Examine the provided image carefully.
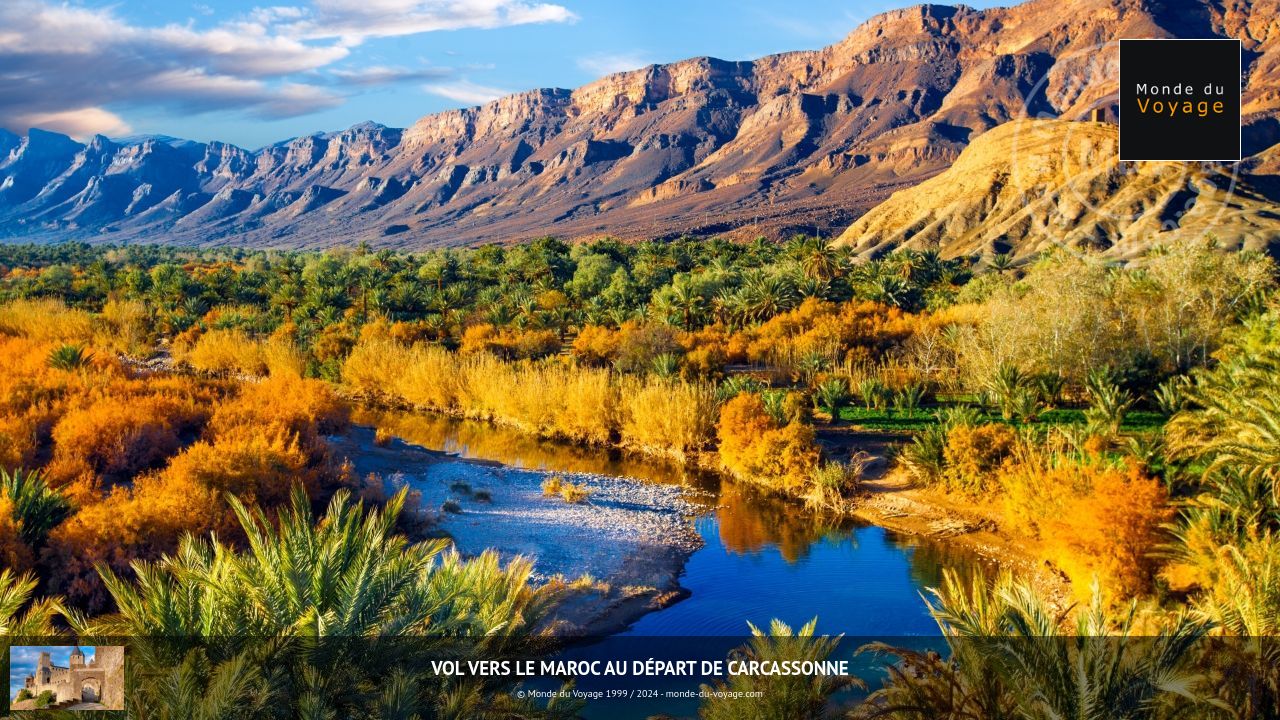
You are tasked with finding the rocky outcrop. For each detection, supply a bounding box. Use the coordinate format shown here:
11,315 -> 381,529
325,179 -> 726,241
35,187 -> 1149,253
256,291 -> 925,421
0,0 -> 1277,248
835,119 -> 1280,258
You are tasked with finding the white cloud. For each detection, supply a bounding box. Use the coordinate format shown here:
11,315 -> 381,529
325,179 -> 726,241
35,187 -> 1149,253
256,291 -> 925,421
0,0 -> 575,137
8,108 -> 133,138
576,52 -> 652,77
331,64 -> 455,86
283,0 -> 578,44
424,79 -> 510,105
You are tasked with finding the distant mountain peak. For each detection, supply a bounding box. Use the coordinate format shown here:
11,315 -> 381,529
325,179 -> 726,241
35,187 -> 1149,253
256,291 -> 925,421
1,0 -> 1277,249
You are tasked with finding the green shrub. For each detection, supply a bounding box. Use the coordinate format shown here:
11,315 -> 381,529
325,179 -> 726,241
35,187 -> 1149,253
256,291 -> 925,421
893,382 -> 927,416
47,343 -> 93,371
1084,367 -> 1135,436
858,378 -> 891,411
1,468 -> 71,547
813,377 -> 849,423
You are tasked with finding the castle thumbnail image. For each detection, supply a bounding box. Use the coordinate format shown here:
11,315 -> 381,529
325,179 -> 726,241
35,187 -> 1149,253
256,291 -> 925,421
9,646 -> 124,711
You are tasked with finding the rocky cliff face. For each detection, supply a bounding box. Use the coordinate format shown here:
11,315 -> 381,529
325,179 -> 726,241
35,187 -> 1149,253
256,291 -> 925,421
1,0 -> 1277,249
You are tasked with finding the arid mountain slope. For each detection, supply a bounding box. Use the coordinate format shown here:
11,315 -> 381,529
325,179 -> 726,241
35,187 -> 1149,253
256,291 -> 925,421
834,119 -> 1280,259
1,0 -> 1278,248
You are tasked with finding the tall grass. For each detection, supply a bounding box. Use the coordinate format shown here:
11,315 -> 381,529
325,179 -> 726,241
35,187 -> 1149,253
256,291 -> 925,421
343,335 -> 718,458
0,299 -> 94,342
0,298 -> 151,354
177,329 -> 306,378
619,377 -> 718,458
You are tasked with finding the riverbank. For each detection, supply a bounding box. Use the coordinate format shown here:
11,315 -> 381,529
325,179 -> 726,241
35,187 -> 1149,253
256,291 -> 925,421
816,424 -> 1074,611
850,473 -> 1073,612
328,425 -> 707,637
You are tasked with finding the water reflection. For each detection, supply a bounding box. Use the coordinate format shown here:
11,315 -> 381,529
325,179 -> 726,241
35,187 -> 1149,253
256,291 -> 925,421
713,481 -> 847,563
355,408 -> 869,563
353,408 -> 717,493
353,408 -> 979,578
357,408 -> 982,718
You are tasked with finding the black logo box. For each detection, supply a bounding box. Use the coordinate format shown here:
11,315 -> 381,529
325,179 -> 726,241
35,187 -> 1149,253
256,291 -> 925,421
1119,38 -> 1241,162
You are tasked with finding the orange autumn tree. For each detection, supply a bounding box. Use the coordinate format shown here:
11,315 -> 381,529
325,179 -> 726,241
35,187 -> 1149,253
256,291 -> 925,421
1000,452 -> 1174,601
1046,463 -> 1173,600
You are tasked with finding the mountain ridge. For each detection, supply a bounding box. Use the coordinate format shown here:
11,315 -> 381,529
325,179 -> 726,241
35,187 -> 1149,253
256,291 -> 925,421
1,0 -> 1278,249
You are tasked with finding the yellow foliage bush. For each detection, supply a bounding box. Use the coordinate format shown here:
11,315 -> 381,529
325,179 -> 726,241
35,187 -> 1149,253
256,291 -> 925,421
717,393 -> 820,493
161,429 -> 313,511
998,461 -> 1089,539
571,325 -> 621,366
942,423 -> 1018,493
0,410 -> 44,471
738,299 -> 922,370
97,299 -> 151,355
537,364 -> 617,444
209,376 -> 349,460
178,328 -> 305,378
260,336 -> 307,378
46,474 -> 216,612
0,496 -> 33,571
42,374 -> 346,612
343,335 -> 717,455
180,327 -> 265,375
47,396 -> 186,486
461,323 -> 560,360
0,299 -> 94,343
678,326 -> 734,376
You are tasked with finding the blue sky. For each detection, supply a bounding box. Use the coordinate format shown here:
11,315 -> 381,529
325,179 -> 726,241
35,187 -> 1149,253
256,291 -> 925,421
0,0 -> 1005,148
9,646 -> 97,701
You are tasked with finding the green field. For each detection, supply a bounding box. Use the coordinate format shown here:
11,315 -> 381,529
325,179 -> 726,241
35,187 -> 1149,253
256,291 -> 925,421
837,405 -> 1168,434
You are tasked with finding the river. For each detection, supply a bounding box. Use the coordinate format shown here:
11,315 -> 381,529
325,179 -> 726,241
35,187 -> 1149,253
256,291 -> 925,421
351,409 -> 986,717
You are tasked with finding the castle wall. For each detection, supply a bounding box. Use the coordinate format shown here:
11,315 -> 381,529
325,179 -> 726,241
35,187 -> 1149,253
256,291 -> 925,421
20,648 -> 122,708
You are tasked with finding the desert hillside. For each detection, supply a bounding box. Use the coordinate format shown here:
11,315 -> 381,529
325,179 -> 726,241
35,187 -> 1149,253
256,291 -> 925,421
835,119 -> 1280,259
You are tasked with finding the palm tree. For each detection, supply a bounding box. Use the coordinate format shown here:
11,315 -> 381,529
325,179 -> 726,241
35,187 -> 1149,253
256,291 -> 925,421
1084,367 -> 1136,436
984,362 -> 1034,422
857,571 -> 1214,720
656,278 -> 706,330
712,288 -> 745,330
813,377 -> 849,423
1186,532 -> 1280,719
0,569 -> 61,638
701,618 -> 858,720
90,487 -> 568,719
47,343 -> 93,371
740,272 -> 797,322
988,252 -> 1015,274
1,467 -> 71,547
797,236 -> 841,283
1,570 -> 63,677
1167,347 -> 1280,501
